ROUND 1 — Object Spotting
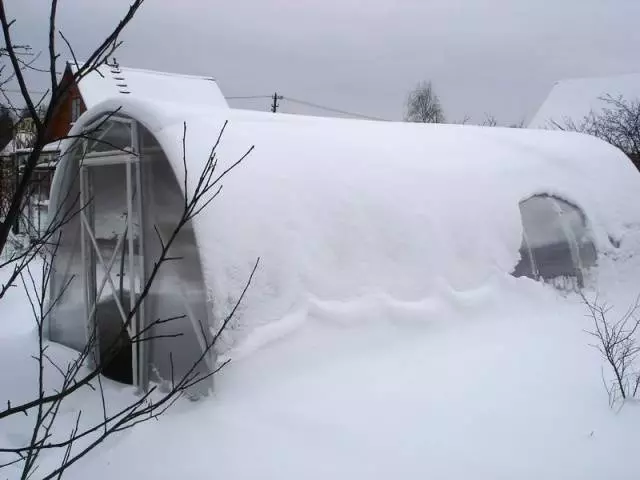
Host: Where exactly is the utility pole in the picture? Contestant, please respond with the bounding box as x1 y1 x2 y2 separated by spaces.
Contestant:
271 92 283 113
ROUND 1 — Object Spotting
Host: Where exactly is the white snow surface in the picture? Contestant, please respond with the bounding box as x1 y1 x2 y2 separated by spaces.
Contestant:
69 62 228 111
529 73 640 129
3 252 640 479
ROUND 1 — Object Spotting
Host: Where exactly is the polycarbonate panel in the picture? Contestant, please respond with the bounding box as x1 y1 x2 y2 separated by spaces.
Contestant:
139 125 213 395
48 117 212 392
519 195 569 249
513 194 596 286
86 120 132 154
84 162 141 384
47 142 85 349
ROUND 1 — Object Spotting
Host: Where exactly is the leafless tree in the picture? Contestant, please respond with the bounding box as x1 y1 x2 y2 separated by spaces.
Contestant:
582 292 640 408
405 81 445 124
0 1 257 478
553 95 640 168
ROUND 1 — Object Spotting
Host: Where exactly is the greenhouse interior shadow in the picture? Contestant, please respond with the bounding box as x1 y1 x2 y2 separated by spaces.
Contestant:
47 114 214 391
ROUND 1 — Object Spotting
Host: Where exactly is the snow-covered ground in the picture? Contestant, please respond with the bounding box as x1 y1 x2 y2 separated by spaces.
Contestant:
2 248 640 479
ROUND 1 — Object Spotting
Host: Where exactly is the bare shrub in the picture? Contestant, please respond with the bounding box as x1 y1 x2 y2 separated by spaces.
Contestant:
553 95 640 168
582 292 640 407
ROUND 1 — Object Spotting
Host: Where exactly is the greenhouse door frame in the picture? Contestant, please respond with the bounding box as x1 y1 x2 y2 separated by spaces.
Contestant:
78 117 149 390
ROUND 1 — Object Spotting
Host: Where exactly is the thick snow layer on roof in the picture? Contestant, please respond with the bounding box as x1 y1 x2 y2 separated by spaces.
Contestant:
22 97 640 477
69 62 228 110
52 97 640 356
530 73 640 129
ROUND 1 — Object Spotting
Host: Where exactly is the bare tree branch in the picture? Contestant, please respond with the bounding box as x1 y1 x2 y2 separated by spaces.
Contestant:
48 0 59 94
582 292 640 406
0 4 42 128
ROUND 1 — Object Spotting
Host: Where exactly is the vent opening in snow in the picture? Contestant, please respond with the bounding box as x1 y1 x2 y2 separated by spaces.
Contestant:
513 194 597 288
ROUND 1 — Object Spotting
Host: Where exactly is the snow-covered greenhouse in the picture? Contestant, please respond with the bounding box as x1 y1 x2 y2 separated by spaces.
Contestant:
45 94 640 391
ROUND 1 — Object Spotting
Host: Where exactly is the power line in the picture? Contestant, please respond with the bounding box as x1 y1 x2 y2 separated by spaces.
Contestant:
225 93 390 121
225 95 272 100
282 96 389 121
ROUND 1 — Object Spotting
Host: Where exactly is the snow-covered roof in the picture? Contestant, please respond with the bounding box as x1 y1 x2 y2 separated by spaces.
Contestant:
69 62 228 110
529 73 640 129
51 97 640 356
1 139 62 157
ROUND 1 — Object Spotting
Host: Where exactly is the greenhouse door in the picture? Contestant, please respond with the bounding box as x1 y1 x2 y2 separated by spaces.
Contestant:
78 122 147 388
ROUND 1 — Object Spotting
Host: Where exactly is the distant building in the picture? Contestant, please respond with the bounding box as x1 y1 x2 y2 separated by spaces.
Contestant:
529 73 640 129
0 110 52 238
1 60 226 239
0 136 61 239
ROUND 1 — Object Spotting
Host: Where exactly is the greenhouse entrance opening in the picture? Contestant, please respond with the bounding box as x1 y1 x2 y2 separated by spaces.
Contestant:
49 112 217 394
79 118 144 386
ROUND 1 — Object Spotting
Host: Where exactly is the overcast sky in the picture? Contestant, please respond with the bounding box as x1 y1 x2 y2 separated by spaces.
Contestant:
5 0 640 124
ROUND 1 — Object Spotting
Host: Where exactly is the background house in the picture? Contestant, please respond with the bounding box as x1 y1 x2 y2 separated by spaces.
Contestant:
1 60 227 243
529 73 640 129
529 73 640 170
48 59 228 142
0 110 46 240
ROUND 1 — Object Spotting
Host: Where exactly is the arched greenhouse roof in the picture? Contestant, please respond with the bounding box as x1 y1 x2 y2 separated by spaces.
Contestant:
51 97 640 354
